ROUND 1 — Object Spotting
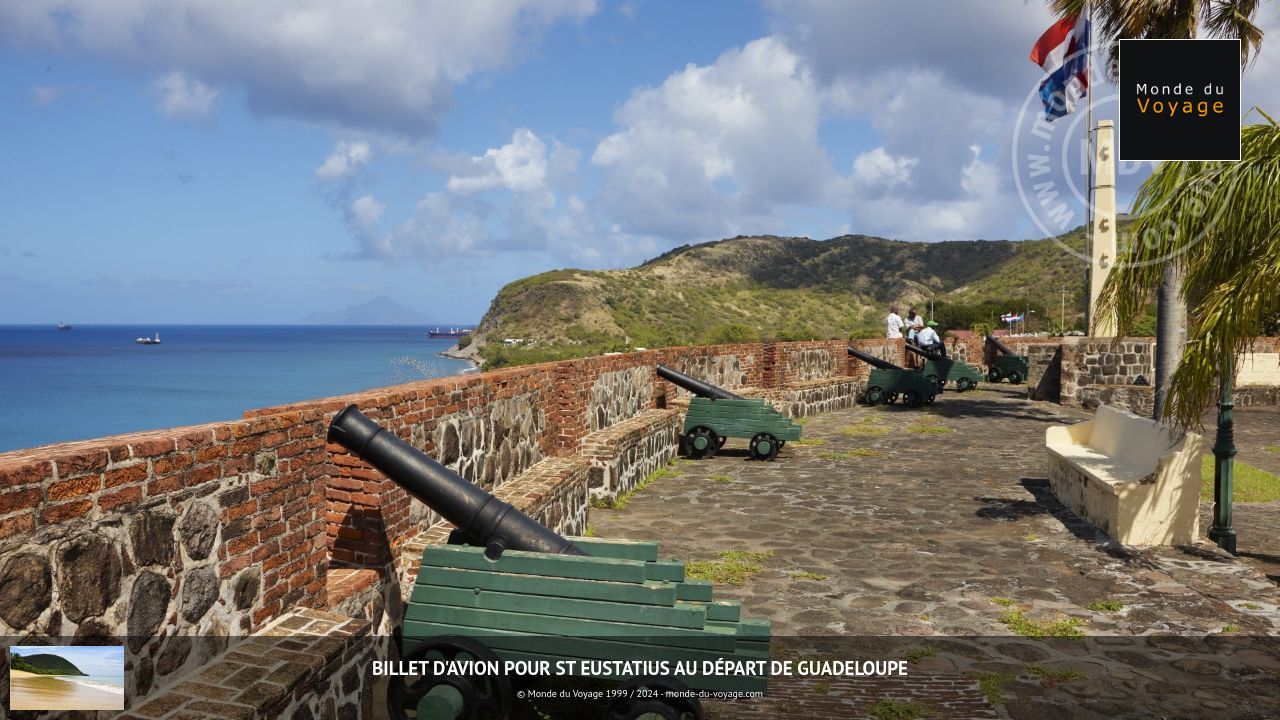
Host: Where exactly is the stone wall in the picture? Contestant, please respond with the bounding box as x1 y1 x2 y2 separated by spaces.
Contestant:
782 346 839 382
588 366 653 432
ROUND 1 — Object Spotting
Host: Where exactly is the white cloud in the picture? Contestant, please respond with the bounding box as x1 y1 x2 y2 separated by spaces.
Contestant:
155 71 221 120
30 84 70 105
0 0 597 136
851 148 917 189
447 129 549 195
315 141 373 180
591 37 837 240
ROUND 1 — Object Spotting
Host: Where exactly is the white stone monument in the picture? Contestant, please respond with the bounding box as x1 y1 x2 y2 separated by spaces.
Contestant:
1090 120 1117 337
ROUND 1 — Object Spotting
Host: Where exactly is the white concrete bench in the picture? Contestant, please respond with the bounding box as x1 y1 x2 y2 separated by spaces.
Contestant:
1045 404 1202 546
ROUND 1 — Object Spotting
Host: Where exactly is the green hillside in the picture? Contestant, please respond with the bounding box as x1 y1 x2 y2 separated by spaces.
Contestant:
11 652 87 676
469 225 1099 368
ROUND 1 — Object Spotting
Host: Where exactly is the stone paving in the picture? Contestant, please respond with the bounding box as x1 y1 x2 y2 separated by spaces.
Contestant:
591 385 1280 719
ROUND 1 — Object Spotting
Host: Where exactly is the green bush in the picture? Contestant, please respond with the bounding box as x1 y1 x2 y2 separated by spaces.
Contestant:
456 334 472 349
711 323 759 344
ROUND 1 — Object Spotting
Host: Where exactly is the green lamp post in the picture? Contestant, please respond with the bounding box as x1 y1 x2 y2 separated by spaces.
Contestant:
1207 359 1236 555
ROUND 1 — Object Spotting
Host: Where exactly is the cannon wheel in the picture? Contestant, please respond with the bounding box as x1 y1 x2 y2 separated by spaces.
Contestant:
387 635 513 720
885 392 899 404
865 386 884 405
902 389 922 408
925 374 944 394
749 433 780 462
1007 370 1023 385
987 369 1002 383
684 427 719 459
956 377 975 392
601 677 704 720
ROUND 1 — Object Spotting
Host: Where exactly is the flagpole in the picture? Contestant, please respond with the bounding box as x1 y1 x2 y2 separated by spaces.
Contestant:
1084 0 1094 334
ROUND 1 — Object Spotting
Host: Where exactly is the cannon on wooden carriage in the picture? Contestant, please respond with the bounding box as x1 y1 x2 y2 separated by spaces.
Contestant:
846 347 939 407
984 335 1029 384
657 364 801 461
904 341 984 393
328 405 770 720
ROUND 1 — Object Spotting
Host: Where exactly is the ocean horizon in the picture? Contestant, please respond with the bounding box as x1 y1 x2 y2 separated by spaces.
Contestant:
0 324 474 453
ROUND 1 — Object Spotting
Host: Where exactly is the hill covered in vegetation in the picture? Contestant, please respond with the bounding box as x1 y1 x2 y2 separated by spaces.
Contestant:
464 225 1096 367
11 652 87 676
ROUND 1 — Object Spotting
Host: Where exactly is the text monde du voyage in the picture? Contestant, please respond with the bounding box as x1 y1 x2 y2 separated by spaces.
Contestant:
1134 82 1229 118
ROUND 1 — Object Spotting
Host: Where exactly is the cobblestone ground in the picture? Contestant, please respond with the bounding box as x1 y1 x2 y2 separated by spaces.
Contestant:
592 385 1280 720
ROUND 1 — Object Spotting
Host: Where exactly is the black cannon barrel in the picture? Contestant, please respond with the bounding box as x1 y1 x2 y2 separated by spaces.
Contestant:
656 364 744 400
847 346 904 371
905 342 946 362
327 405 586 557
985 335 1017 357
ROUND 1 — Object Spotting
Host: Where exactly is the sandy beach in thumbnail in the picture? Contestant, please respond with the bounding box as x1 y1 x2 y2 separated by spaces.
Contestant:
8 669 124 711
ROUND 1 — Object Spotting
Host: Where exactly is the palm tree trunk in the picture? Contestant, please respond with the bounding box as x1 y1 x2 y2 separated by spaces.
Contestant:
1153 263 1187 421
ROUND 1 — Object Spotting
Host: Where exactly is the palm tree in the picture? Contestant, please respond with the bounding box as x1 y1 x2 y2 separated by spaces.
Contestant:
1096 114 1280 429
1046 0 1265 420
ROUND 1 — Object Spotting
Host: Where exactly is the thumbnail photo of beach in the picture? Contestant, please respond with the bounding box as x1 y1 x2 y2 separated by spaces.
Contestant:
8 645 125 711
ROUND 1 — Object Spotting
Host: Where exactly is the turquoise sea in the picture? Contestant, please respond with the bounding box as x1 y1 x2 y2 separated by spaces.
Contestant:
0 325 473 453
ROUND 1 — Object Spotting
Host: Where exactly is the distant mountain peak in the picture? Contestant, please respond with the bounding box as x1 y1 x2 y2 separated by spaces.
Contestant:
303 296 433 325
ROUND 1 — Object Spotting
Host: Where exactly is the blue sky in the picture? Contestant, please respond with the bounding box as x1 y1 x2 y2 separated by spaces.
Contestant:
11 646 124 677
2 1 1278 324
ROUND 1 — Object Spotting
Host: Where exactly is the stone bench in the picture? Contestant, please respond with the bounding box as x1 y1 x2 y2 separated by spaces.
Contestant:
1045 404 1202 546
120 609 373 720
579 408 682 505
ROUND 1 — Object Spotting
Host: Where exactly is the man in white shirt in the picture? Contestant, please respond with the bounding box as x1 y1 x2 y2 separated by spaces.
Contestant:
885 307 905 339
917 320 944 355
904 308 924 344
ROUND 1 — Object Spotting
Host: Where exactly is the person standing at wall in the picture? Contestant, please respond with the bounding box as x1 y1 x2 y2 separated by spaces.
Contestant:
886 307 905 340
904 307 925 345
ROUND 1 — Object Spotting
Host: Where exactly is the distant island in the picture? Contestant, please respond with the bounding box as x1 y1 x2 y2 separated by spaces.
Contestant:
304 295 434 325
11 652 87 676
458 224 1124 368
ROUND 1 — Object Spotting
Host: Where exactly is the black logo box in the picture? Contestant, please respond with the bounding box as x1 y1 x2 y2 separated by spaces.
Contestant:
1119 38 1241 161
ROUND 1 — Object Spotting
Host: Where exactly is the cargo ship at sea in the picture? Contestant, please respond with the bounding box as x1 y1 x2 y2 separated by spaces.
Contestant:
428 327 472 339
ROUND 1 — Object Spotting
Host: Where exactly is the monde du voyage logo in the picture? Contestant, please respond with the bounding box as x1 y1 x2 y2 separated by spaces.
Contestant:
1119 38 1241 161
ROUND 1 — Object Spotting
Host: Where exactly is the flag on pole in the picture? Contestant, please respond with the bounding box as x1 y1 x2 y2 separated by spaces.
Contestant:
1029 14 1090 120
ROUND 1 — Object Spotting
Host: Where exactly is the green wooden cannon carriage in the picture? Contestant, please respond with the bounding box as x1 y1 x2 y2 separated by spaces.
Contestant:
658 365 801 461
905 343 983 393
984 335 1028 384
327 405 770 720
402 538 770 719
847 347 939 407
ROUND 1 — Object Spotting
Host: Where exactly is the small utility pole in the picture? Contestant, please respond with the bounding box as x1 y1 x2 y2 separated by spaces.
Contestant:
1061 286 1067 335
1208 359 1237 554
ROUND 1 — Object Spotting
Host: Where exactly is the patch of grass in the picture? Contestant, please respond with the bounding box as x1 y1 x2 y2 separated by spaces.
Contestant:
1242 602 1263 610
904 645 937 664
708 473 734 483
1087 599 1124 612
1265 445 1280 454
841 418 890 436
792 571 829 581
973 672 1011 705
1027 664 1082 686
592 461 680 510
794 416 812 426
990 597 1016 607
1022 534 1040 542
811 680 830 694
794 437 826 446
1222 624 1240 633
869 699 929 720
906 423 953 435
684 550 775 585
1200 456 1280 503
1000 609 1086 639
818 448 884 459
583 525 597 537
